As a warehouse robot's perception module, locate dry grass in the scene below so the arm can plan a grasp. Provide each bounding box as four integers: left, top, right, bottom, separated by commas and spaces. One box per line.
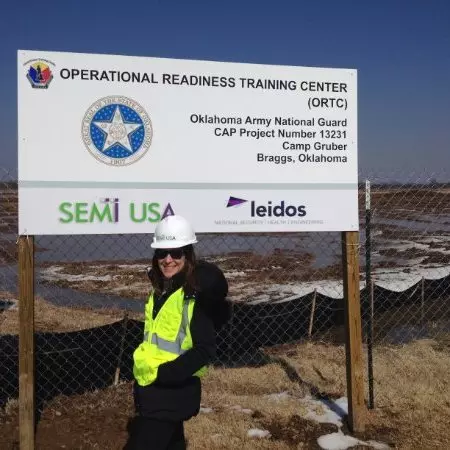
0, 290, 143, 335
185, 339, 450, 449
1, 338, 449, 448
370, 340, 450, 411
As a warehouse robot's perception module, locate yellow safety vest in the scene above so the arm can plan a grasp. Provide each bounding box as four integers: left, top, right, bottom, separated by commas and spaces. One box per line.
133, 287, 208, 386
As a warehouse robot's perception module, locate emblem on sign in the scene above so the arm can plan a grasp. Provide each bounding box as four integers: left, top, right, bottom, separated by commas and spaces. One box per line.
24, 59, 54, 89
82, 96, 153, 166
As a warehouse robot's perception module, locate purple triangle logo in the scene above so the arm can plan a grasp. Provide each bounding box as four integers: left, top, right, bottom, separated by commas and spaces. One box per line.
227, 196, 247, 207
161, 203, 175, 218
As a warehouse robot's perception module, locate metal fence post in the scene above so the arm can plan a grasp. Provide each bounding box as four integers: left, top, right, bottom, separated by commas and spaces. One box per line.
365, 180, 375, 409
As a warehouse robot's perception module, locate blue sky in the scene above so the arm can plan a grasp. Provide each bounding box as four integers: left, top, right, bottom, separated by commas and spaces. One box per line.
1, 0, 449, 180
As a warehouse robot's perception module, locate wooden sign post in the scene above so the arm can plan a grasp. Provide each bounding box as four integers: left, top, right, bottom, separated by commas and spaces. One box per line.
342, 231, 365, 432
18, 236, 35, 450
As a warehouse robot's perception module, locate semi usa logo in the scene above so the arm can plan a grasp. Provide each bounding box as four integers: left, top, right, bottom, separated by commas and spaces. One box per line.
82, 96, 153, 166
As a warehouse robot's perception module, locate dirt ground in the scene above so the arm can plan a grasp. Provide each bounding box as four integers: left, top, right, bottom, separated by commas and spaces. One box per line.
0, 384, 388, 450
35, 253, 345, 303
1, 338, 450, 450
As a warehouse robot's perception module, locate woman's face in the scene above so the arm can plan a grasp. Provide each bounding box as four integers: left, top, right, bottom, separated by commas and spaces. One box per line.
155, 248, 186, 279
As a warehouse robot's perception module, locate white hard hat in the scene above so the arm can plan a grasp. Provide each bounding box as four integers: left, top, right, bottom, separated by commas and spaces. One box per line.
151, 215, 198, 249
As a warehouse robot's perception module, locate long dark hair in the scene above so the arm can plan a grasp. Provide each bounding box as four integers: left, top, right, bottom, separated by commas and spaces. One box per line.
148, 245, 197, 297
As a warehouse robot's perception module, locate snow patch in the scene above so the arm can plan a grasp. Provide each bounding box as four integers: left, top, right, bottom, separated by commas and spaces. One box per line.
199, 407, 213, 414
301, 395, 347, 427
317, 431, 360, 450
247, 428, 271, 439
317, 430, 390, 450
117, 264, 148, 270
230, 405, 253, 414
40, 266, 112, 283
264, 391, 292, 402
224, 271, 247, 279
373, 264, 450, 290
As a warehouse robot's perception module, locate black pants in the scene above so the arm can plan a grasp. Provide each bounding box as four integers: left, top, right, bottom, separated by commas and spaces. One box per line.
124, 416, 186, 450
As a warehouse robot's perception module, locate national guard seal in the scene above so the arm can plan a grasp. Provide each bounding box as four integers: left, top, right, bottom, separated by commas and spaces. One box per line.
82, 96, 153, 166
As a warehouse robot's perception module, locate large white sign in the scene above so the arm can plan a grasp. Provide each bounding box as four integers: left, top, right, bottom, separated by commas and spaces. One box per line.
18, 50, 358, 235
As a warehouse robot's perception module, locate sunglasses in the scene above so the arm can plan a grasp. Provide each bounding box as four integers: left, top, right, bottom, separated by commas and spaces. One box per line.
154, 248, 185, 260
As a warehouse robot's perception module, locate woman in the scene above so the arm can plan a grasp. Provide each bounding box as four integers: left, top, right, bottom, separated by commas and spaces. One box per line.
125, 215, 230, 450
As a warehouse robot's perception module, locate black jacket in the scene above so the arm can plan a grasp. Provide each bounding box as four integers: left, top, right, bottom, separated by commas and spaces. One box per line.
134, 260, 230, 422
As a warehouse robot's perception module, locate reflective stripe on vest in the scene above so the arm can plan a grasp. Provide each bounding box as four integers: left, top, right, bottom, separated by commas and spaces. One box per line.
133, 287, 207, 386
142, 298, 190, 355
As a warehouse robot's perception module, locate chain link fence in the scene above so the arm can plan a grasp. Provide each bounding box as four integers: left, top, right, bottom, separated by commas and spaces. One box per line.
1, 167, 449, 424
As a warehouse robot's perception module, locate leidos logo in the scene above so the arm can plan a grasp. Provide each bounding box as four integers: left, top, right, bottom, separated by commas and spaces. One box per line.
226, 196, 306, 217
59, 199, 175, 224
